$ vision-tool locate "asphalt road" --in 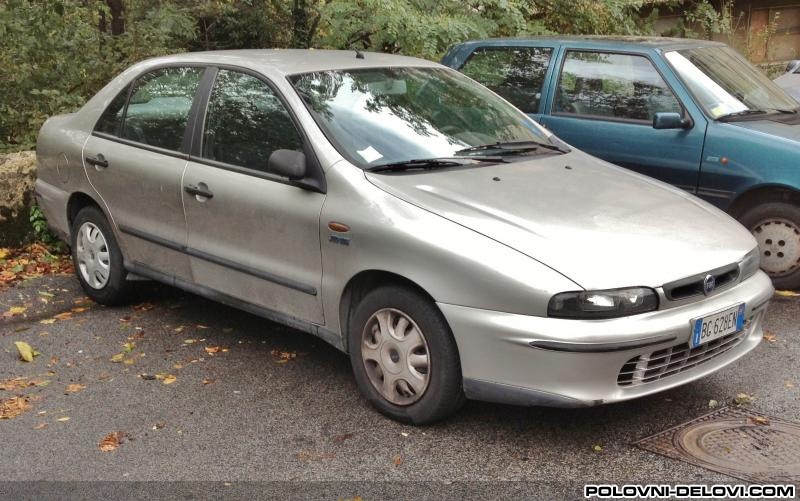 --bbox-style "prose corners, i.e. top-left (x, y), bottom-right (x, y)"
top-left (0, 275), bottom-right (798, 500)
